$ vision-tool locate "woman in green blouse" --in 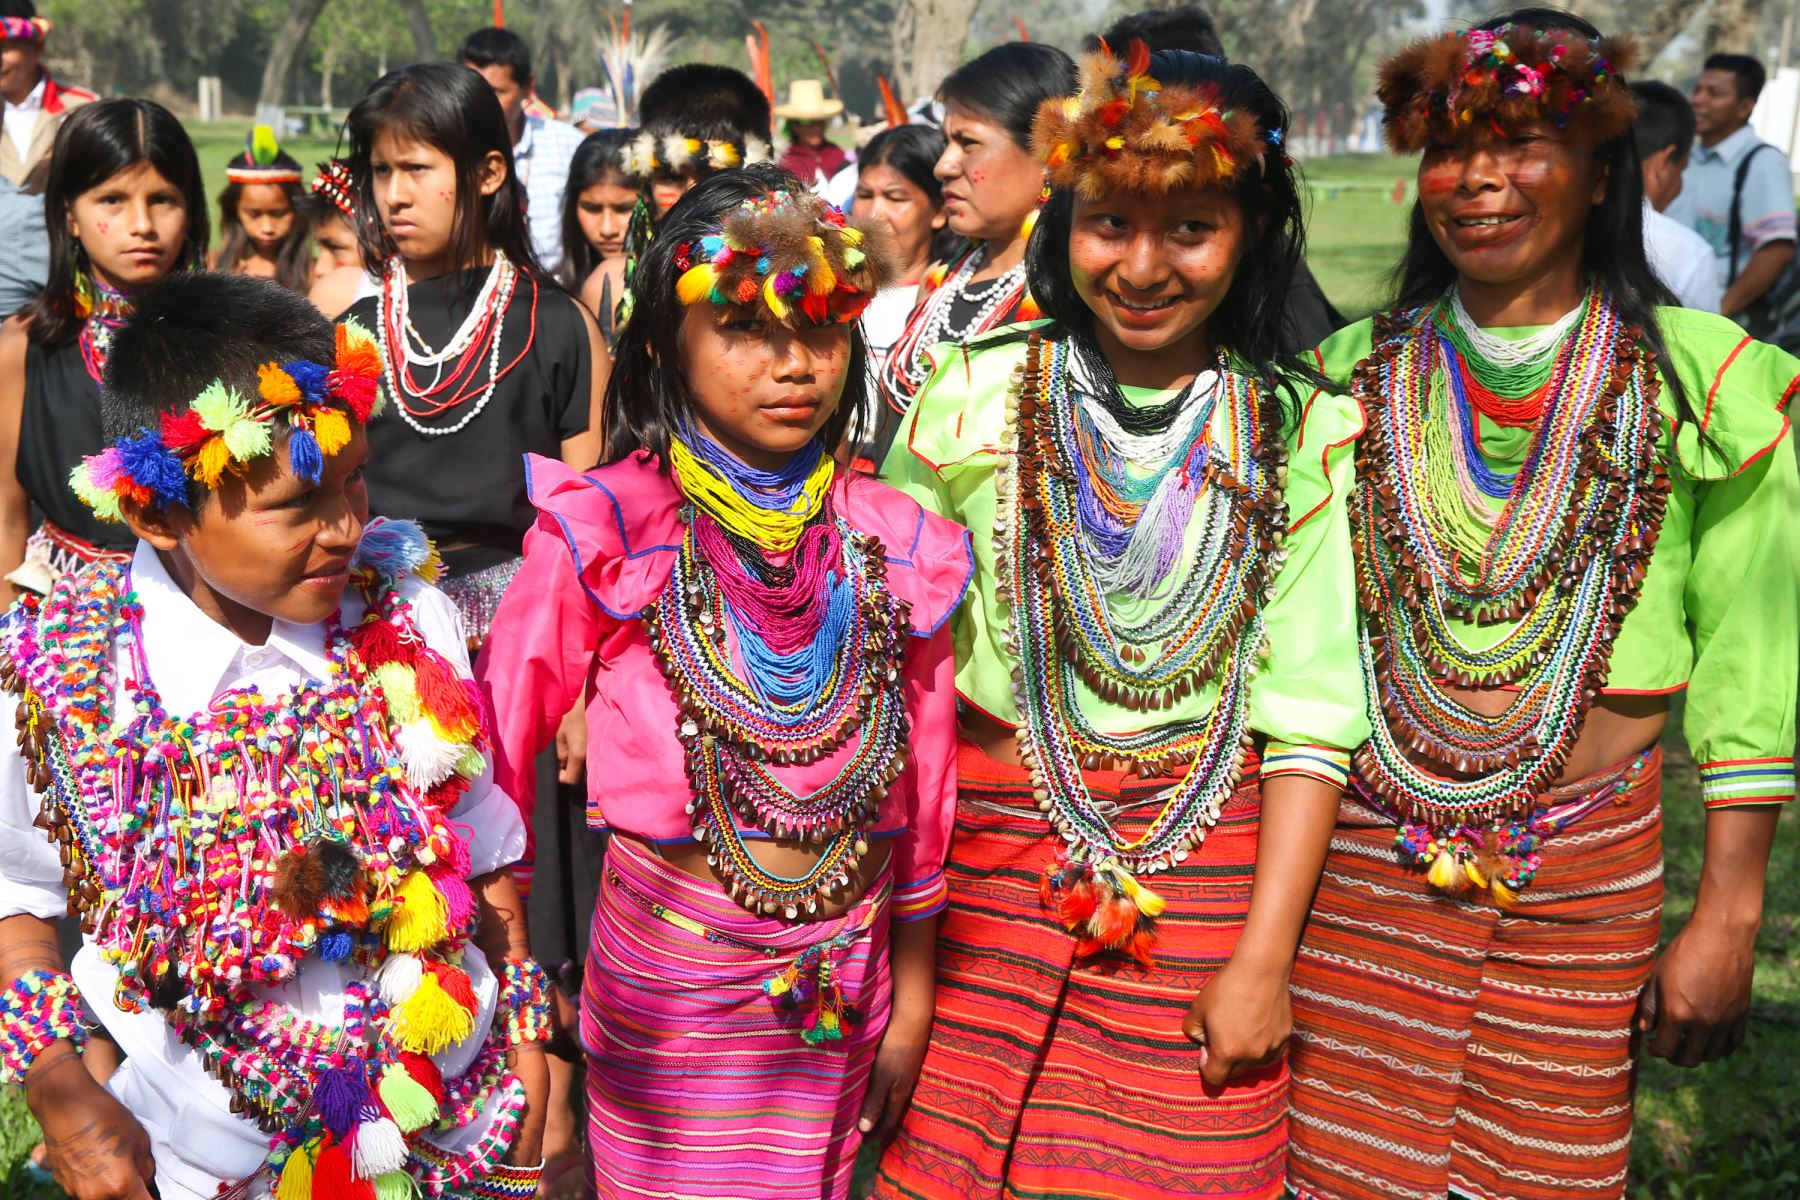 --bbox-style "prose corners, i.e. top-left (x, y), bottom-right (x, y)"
top-left (1285, 12), bottom-right (1800, 1200)
top-left (870, 48), bottom-right (1365, 1200)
